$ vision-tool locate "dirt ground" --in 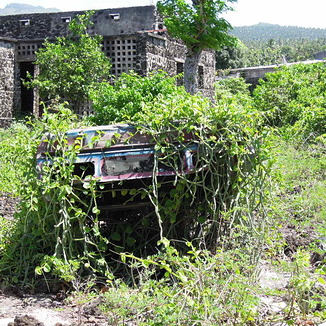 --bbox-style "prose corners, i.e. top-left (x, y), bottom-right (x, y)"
top-left (0, 291), bottom-right (107, 326)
